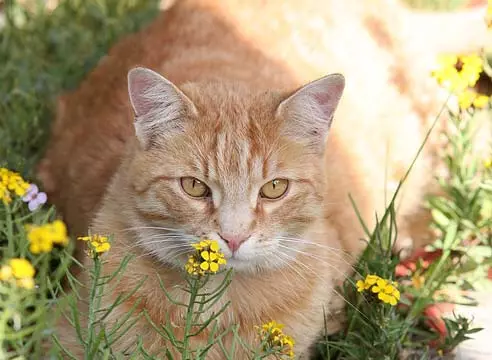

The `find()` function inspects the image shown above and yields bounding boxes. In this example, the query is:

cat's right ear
[127,67,196,147]
[277,74,345,153]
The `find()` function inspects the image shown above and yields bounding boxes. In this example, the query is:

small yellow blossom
[471,94,490,109]
[356,280,365,292]
[257,320,295,359]
[412,274,425,289]
[10,258,35,278]
[27,220,69,254]
[0,167,30,203]
[460,54,483,87]
[432,54,484,92]
[365,274,379,286]
[0,264,13,281]
[484,159,492,169]
[0,182,12,204]
[457,90,490,110]
[78,234,111,257]
[185,239,226,276]
[356,274,400,306]
[0,258,36,290]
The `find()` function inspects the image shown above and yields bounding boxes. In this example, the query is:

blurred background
[0,0,485,175]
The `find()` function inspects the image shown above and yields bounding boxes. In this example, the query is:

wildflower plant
[185,239,227,276]
[255,321,295,359]
[319,43,491,359]
[0,169,73,359]
[143,239,236,358]
[52,235,147,359]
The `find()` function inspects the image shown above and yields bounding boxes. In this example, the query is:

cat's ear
[277,74,345,151]
[127,67,196,147]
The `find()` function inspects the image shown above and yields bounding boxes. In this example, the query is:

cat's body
[37,0,489,357]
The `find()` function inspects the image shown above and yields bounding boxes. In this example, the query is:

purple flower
[22,184,47,211]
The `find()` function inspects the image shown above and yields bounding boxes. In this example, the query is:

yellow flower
[16,277,35,290]
[186,239,227,276]
[78,234,111,257]
[27,220,69,254]
[432,54,484,93]
[485,159,492,169]
[0,265,13,281]
[365,274,379,286]
[356,279,365,292]
[0,168,30,202]
[412,274,425,289]
[460,54,483,87]
[458,90,490,110]
[0,182,12,204]
[472,94,490,109]
[0,258,36,290]
[9,258,35,278]
[356,274,400,306]
[257,320,295,359]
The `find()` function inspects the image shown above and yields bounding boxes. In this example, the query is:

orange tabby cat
[37,0,489,357]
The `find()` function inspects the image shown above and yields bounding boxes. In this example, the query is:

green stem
[5,201,14,256]
[86,258,102,360]
[182,277,200,360]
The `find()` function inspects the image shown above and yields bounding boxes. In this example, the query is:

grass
[0,0,160,174]
[0,0,491,359]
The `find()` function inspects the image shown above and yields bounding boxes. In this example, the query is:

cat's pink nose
[219,233,250,253]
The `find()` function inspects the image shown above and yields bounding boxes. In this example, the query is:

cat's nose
[219,233,250,253]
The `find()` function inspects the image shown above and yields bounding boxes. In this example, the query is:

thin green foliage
[0,0,160,174]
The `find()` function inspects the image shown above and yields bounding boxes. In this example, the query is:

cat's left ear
[277,74,345,151]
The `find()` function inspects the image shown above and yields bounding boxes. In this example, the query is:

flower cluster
[0,258,35,290]
[431,54,490,110]
[185,239,226,276]
[356,274,400,306]
[26,220,69,254]
[78,234,111,257]
[0,167,30,204]
[257,320,295,359]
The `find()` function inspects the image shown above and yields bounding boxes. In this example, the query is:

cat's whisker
[277,249,369,319]
[276,237,348,253]
[276,237,358,267]
[128,239,188,250]
[276,244,359,281]
[120,226,187,233]
[134,236,190,244]
[275,251,311,284]
[129,242,192,253]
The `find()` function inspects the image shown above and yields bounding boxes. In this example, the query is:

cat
[36,0,489,357]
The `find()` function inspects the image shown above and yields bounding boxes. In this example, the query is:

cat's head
[123,67,344,272]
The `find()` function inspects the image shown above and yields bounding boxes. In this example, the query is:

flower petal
[28,201,39,212]
[210,241,219,252]
[37,192,47,204]
[210,262,219,272]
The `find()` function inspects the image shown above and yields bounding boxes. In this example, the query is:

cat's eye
[180,177,210,198]
[260,179,289,200]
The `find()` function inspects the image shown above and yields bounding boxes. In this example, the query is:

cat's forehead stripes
[181,83,283,190]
